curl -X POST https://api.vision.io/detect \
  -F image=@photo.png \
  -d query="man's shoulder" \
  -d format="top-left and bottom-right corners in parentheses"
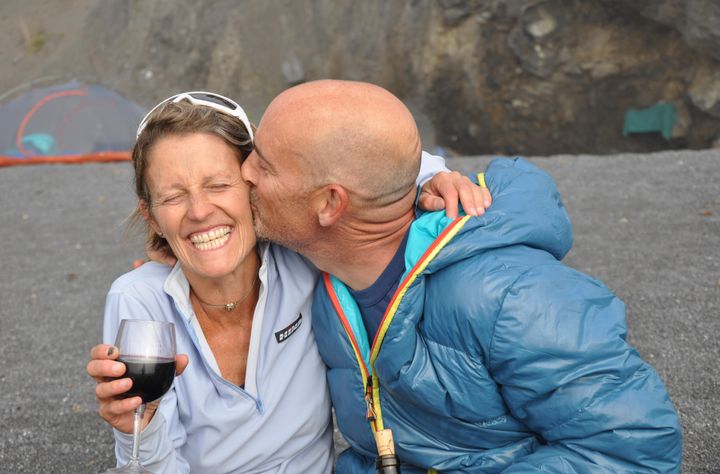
top-left (425, 244), bottom-right (606, 320)
top-left (428, 245), bottom-right (619, 329)
top-left (430, 242), bottom-right (553, 284)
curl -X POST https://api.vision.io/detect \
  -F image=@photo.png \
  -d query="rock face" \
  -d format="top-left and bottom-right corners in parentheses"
top-left (5, 0), bottom-right (719, 155)
top-left (614, 0), bottom-right (720, 62)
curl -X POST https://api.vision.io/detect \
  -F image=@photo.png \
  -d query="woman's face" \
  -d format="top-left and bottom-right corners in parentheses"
top-left (143, 132), bottom-right (256, 281)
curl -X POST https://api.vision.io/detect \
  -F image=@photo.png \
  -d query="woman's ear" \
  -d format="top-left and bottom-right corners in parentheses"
top-left (139, 200), bottom-right (162, 236)
top-left (316, 184), bottom-right (349, 227)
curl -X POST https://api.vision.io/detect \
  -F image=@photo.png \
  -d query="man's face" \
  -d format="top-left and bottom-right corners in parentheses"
top-left (241, 127), bottom-right (318, 251)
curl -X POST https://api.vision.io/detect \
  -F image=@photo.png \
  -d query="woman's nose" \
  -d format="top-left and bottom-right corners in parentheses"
top-left (187, 192), bottom-right (214, 221)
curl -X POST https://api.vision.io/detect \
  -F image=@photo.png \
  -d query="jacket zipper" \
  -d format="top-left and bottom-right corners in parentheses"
top-left (325, 214), bottom-right (473, 469)
top-left (365, 375), bottom-right (377, 422)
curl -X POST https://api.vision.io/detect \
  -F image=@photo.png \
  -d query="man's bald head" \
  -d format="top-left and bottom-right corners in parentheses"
top-left (260, 80), bottom-right (421, 205)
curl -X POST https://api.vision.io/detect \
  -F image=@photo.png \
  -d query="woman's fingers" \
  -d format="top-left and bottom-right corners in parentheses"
top-left (175, 354), bottom-right (189, 376)
top-left (98, 395), bottom-right (142, 418)
top-left (481, 186), bottom-right (492, 209)
top-left (89, 343), bottom-right (118, 360)
top-left (95, 377), bottom-right (132, 400)
top-left (420, 171), bottom-right (492, 218)
top-left (97, 395), bottom-right (143, 433)
top-left (88, 343), bottom-right (184, 432)
top-left (86, 358), bottom-right (126, 382)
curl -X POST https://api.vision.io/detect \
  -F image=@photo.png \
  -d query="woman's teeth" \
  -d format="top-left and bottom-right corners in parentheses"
top-left (190, 227), bottom-right (231, 251)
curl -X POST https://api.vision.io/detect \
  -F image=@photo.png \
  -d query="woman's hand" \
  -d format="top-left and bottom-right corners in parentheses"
top-left (86, 344), bottom-right (189, 433)
top-left (419, 171), bottom-right (491, 219)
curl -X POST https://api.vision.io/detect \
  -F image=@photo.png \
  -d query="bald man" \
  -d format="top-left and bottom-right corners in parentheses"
top-left (241, 80), bottom-right (681, 473)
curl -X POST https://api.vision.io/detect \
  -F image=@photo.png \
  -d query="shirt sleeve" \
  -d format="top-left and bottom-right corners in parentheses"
top-left (489, 266), bottom-right (682, 473)
top-left (416, 150), bottom-right (449, 189)
top-left (104, 290), bottom-right (191, 473)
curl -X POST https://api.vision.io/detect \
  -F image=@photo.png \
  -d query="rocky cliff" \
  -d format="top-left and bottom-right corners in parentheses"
top-left (3, 0), bottom-right (720, 155)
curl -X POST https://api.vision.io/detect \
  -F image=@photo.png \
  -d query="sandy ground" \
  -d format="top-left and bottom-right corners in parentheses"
top-left (0, 150), bottom-right (717, 472)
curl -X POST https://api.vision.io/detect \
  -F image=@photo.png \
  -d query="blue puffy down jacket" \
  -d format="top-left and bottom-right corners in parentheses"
top-left (312, 157), bottom-right (682, 473)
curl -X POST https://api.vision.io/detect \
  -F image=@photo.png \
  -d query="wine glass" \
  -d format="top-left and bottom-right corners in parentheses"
top-left (103, 319), bottom-right (176, 474)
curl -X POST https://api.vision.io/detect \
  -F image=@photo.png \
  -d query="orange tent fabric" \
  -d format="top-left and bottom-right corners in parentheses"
top-left (0, 151), bottom-right (131, 167)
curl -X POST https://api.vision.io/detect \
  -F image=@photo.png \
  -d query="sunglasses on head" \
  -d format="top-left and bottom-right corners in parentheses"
top-left (136, 91), bottom-right (254, 141)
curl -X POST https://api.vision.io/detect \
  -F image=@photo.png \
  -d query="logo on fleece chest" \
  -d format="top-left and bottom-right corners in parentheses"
top-left (275, 313), bottom-right (303, 343)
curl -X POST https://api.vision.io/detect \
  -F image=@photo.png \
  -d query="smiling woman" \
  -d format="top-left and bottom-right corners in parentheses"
top-left (84, 90), bottom-right (484, 473)
top-left (86, 93), bottom-right (336, 473)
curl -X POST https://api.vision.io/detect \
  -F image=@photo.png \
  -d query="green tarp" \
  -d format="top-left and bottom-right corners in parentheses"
top-left (623, 102), bottom-right (677, 141)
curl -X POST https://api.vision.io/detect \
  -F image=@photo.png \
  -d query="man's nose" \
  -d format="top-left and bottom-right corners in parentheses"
top-left (241, 153), bottom-right (257, 185)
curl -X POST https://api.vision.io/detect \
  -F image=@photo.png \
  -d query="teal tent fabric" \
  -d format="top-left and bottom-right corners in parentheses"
top-left (623, 102), bottom-right (677, 140)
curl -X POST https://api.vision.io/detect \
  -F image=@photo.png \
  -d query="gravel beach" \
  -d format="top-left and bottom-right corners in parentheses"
top-left (0, 150), bottom-right (717, 472)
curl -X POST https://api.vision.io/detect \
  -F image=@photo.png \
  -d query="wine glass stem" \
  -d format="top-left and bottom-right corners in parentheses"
top-left (130, 403), bottom-right (147, 463)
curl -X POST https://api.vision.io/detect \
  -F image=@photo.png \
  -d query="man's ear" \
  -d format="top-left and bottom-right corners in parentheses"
top-left (316, 184), bottom-right (349, 227)
top-left (139, 200), bottom-right (162, 235)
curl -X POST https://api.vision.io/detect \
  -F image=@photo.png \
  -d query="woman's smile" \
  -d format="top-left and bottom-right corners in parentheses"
top-left (189, 225), bottom-right (233, 251)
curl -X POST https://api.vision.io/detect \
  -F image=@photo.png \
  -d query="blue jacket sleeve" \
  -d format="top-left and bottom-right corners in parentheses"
top-left (489, 265), bottom-right (682, 473)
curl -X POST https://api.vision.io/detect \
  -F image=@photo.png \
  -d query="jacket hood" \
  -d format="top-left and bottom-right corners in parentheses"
top-left (407, 157), bottom-right (572, 275)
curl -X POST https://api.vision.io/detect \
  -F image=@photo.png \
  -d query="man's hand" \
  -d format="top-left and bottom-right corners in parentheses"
top-left (147, 246), bottom-right (177, 267)
top-left (132, 246), bottom-right (177, 269)
top-left (86, 344), bottom-right (189, 433)
top-left (419, 171), bottom-right (491, 219)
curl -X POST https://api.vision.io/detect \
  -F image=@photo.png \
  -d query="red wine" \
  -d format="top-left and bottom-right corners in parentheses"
top-left (117, 356), bottom-right (176, 403)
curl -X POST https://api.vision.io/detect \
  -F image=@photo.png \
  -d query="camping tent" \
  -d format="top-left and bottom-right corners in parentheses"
top-left (0, 80), bottom-right (144, 166)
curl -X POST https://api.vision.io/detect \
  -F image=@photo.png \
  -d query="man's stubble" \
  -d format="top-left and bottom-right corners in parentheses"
top-left (248, 188), bottom-right (312, 253)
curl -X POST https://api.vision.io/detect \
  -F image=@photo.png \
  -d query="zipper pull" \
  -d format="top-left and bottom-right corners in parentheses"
top-left (374, 429), bottom-right (401, 473)
top-left (365, 376), bottom-right (376, 422)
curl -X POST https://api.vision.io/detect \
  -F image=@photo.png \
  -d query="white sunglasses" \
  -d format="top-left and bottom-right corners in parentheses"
top-left (136, 91), bottom-right (254, 141)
